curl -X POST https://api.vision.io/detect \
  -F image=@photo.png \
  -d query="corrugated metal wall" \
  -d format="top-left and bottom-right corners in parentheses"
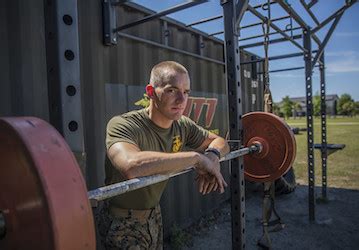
top-left (0, 0), bottom-right (263, 242)
top-left (0, 0), bottom-right (49, 119)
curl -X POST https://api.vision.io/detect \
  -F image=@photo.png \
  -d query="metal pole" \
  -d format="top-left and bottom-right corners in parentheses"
top-left (276, 0), bottom-right (322, 46)
top-left (43, 0), bottom-right (86, 174)
top-left (320, 53), bottom-right (328, 200)
top-left (303, 27), bottom-right (316, 222)
top-left (114, 0), bottom-right (207, 32)
top-left (117, 32), bottom-right (225, 65)
top-left (311, 13), bottom-right (343, 69)
top-left (240, 34), bottom-right (302, 49)
top-left (247, 5), bottom-right (306, 52)
top-left (300, 0), bottom-right (320, 25)
top-left (240, 15), bottom-right (290, 30)
top-left (88, 145), bottom-right (259, 204)
top-left (241, 50), bottom-right (319, 65)
top-left (222, 0), bottom-right (248, 249)
top-left (239, 27), bottom-right (301, 42)
top-left (311, 5), bottom-right (348, 34)
top-left (186, 14), bottom-right (223, 27)
top-left (257, 65), bottom-right (320, 74)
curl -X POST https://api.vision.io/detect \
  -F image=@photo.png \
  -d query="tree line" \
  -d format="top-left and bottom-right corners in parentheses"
top-left (273, 93), bottom-right (359, 118)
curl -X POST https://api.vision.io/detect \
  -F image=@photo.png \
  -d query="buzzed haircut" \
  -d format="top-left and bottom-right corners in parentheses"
top-left (149, 61), bottom-right (189, 87)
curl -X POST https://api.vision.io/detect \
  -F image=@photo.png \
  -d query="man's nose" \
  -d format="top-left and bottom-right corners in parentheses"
top-left (175, 92), bottom-right (186, 103)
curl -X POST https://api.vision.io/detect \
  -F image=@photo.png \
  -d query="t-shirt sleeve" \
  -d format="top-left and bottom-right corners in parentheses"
top-left (106, 116), bottom-right (139, 150)
top-left (182, 116), bottom-right (209, 150)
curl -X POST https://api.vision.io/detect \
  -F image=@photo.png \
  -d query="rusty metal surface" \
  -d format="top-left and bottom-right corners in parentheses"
top-left (242, 112), bottom-right (296, 182)
top-left (0, 117), bottom-right (95, 250)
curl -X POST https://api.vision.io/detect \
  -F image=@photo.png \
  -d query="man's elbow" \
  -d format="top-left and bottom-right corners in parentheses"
top-left (120, 159), bottom-right (140, 179)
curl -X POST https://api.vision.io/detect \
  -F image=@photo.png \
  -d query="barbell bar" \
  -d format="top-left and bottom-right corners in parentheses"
top-left (0, 112), bottom-right (296, 250)
top-left (88, 144), bottom-right (260, 205)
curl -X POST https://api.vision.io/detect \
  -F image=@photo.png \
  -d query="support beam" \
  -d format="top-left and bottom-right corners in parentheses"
top-left (300, 0), bottom-right (320, 25)
top-left (186, 14), bottom-right (223, 27)
top-left (247, 5), bottom-right (306, 52)
top-left (240, 34), bottom-right (302, 49)
top-left (307, 0), bottom-right (318, 9)
top-left (303, 27), bottom-right (316, 222)
top-left (276, 0), bottom-right (322, 45)
top-left (221, 0), bottom-right (248, 249)
top-left (319, 53), bottom-right (328, 200)
top-left (187, 1), bottom-right (279, 28)
top-left (43, 0), bottom-right (86, 174)
top-left (114, 0), bottom-right (207, 32)
top-left (311, 13), bottom-right (343, 69)
top-left (239, 27), bottom-right (301, 42)
top-left (240, 15), bottom-right (290, 30)
top-left (241, 50), bottom-right (318, 65)
top-left (258, 65), bottom-right (320, 74)
top-left (311, 3), bottom-right (350, 34)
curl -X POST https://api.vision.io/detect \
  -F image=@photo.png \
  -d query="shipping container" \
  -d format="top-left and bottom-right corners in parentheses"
top-left (0, 0), bottom-right (264, 242)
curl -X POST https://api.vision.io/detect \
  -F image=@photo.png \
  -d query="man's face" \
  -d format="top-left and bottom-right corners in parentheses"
top-left (154, 73), bottom-right (190, 121)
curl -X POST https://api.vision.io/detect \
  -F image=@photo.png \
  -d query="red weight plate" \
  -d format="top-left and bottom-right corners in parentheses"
top-left (243, 112), bottom-right (296, 182)
top-left (0, 117), bottom-right (95, 250)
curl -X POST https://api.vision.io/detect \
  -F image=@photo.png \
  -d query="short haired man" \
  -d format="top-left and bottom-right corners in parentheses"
top-left (104, 61), bottom-right (230, 249)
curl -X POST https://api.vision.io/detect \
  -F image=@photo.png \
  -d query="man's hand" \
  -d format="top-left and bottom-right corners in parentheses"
top-left (196, 174), bottom-right (218, 195)
top-left (194, 152), bottom-right (227, 194)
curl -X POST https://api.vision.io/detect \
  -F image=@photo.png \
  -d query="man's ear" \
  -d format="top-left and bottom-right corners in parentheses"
top-left (146, 84), bottom-right (155, 98)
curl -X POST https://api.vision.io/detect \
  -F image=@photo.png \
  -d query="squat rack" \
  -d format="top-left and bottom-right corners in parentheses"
top-left (44, 0), bottom-right (357, 249)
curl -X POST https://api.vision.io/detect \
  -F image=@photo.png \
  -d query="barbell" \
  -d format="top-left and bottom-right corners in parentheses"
top-left (0, 112), bottom-right (296, 250)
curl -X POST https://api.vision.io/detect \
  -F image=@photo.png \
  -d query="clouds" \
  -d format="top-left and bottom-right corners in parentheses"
top-left (335, 32), bottom-right (359, 38)
top-left (270, 73), bottom-right (303, 78)
top-left (325, 50), bottom-right (359, 73)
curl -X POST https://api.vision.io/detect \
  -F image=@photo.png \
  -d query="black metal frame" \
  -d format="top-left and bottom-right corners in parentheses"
top-left (221, 1), bottom-right (248, 249)
top-left (39, 0), bottom-right (358, 248)
top-left (320, 53), bottom-right (328, 199)
top-left (44, 0), bottom-right (86, 174)
top-left (98, 0), bottom-right (357, 245)
top-left (303, 27), bottom-right (316, 222)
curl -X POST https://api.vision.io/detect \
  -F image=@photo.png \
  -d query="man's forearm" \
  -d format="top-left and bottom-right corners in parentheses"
top-left (112, 150), bottom-right (201, 179)
top-left (206, 137), bottom-right (230, 158)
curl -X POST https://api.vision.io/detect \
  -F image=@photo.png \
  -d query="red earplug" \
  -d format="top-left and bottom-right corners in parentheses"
top-left (146, 84), bottom-right (155, 98)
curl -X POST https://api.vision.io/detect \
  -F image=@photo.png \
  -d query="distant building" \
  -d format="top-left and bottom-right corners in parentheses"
top-left (287, 94), bottom-right (339, 116)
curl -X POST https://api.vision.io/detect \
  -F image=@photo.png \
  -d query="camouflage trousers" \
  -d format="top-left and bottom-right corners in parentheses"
top-left (104, 204), bottom-right (163, 250)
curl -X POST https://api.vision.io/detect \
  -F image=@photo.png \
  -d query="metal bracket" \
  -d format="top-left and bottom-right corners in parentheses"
top-left (103, 0), bottom-right (118, 46)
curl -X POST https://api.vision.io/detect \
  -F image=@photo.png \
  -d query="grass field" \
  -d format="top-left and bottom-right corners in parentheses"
top-left (286, 116), bottom-right (359, 189)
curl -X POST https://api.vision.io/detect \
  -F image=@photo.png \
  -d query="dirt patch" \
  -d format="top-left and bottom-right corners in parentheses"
top-left (165, 185), bottom-right (359, 249)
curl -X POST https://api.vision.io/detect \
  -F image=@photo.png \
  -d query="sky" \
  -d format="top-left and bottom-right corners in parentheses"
top-left (132, 0), bottom-right (359, 102)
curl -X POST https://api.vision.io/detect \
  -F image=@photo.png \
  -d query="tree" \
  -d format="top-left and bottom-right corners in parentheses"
top-left (354, 102), bottom-right (359, 115)
top-left (313, 93), bottom-right (321, 117)
top-left (272, 102), bottom-right (281, 116)
top-left (337, 94), bottom-right (355, 115)
top-left (280, 96), bottom-right (294, 119)
top-left (342, 101), bottom-right (355, 116)
top-left (293, 102), bottom-right (303, 117)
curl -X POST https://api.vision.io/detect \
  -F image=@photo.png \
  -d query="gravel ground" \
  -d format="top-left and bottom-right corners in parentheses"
top-left (165, 185), bottom-right (359, 250)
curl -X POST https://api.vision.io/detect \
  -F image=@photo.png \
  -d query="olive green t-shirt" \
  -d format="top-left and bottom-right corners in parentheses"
top-left (105, 108), bottom-right (209, 209)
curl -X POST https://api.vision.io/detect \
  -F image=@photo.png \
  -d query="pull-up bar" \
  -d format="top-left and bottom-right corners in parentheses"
top-left (114, 0), bottom-right (207, 32)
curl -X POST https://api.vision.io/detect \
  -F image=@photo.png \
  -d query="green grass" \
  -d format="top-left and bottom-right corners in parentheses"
top-left (286, 116), bottom-right (359, 189)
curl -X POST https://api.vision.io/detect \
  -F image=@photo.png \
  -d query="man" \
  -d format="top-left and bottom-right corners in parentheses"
top-left (104, 61), bottom-right (230, 249)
